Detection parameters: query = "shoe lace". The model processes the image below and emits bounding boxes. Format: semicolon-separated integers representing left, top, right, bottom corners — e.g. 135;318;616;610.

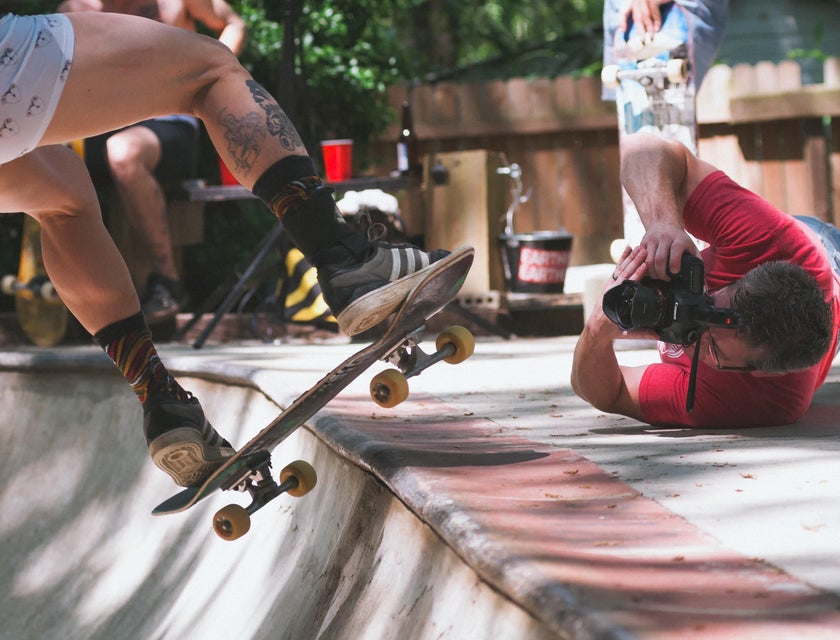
353;209;388;242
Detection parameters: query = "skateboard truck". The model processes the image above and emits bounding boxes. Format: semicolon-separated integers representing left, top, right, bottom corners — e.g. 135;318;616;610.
212;324;474;540
601;58;689;89
1;274;60;301
370;325;475;408
213;452;318;541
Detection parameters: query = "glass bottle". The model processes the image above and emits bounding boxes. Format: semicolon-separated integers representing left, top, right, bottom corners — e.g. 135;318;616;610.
396;101;420;176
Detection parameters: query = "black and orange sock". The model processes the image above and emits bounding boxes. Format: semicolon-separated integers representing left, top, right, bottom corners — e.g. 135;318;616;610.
251;155;367;263
94;312;188;406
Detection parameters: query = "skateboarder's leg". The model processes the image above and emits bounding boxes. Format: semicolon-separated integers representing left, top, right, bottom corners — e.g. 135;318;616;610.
0;146;137;332
41;12;449;335
0;145;232;487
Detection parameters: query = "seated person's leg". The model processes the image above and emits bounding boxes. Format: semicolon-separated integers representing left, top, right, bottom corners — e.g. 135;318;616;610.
103;118;198;321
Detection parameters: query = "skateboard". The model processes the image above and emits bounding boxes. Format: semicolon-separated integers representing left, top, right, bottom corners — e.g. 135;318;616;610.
1;215;69;347
602;1;695;250
153;246;475;541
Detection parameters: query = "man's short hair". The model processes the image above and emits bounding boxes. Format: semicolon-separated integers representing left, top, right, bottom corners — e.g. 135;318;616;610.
733;261;833;373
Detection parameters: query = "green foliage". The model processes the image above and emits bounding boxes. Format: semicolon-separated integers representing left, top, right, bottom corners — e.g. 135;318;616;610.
0;0;605;317
233;0;604;165
390;0;603;80
787;23;830;63
5;1;61;13
234;1;410;169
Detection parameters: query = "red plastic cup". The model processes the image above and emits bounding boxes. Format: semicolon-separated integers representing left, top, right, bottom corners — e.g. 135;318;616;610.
217;153;239;186
320;139;353;182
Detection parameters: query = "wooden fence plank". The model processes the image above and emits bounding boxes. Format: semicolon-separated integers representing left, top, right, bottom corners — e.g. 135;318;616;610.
370;60;837;268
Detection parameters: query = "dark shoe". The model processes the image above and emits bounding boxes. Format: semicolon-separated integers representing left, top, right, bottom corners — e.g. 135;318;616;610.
317;241;449;336
141;273;186;323
144;394;234;487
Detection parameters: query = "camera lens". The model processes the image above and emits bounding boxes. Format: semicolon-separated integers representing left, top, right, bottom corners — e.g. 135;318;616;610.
628;286;665;327
603;281;666;330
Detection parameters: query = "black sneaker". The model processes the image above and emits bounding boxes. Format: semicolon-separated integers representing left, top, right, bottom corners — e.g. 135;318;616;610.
317;241;449;336
141;273;186;323
144;394;234;487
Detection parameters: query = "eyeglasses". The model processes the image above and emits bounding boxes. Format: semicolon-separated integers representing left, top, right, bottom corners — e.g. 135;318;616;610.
706;331;754;372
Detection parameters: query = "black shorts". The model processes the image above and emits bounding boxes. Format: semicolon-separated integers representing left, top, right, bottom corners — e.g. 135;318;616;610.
84;117;200;191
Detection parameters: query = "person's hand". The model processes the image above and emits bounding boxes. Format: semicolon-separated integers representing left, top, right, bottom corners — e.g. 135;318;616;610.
620;0;667;39
638;222;699;281
582;246;646;336
609;243;647;287
601;245;661;341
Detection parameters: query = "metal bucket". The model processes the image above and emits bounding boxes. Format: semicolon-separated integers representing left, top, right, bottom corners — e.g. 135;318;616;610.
498;231;573;294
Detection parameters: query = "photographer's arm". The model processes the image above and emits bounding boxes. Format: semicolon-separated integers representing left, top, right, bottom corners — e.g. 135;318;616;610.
620;133;716;279
571;246;651;421
571;309;649;421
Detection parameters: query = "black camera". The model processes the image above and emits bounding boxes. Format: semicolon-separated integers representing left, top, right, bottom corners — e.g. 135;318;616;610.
602;253;740;345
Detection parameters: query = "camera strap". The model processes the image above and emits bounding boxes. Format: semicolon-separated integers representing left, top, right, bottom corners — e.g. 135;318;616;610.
685;331;703;413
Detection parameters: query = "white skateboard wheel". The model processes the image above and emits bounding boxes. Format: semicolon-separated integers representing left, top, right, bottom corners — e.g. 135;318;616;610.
601;64;621;88
1;274;17;295
666;58;688;84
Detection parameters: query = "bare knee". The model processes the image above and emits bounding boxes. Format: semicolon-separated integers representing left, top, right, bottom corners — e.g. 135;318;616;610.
0;146;100;222
105;128;160;185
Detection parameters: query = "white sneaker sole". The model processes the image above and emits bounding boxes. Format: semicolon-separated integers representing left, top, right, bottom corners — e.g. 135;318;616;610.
149;427;234;487
335;262;437;336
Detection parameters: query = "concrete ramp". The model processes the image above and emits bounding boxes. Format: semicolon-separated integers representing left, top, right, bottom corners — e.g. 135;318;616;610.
0;360;552;640
5;340;840;640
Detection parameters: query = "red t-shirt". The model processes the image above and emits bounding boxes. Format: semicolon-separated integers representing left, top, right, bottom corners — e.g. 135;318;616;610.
639;171;840;427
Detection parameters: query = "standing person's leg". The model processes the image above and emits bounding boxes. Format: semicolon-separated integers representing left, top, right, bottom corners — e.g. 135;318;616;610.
43;12;448;335
678;0;729;90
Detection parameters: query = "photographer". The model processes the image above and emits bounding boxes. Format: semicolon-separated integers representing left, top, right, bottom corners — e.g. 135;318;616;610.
571;132;839;427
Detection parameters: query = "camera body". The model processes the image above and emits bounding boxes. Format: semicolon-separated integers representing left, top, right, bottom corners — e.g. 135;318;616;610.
602;253;740;345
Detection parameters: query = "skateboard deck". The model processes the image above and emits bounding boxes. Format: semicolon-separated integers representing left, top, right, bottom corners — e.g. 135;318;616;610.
153;246;475;540
602;1;695;250
1;215;69;347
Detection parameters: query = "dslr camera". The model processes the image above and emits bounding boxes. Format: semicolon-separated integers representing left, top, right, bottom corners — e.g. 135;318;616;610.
602;253;740;345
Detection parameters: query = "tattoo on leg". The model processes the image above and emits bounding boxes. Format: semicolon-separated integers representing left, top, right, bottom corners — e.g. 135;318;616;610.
247;80;304;152
218;110;265;173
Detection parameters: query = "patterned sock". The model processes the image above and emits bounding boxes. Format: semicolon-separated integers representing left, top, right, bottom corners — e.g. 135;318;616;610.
93;312;188;406
251;156;363;259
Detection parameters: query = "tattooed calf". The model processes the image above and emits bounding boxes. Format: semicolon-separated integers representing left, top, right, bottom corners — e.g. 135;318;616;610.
247;81;303;152
218;110;265;175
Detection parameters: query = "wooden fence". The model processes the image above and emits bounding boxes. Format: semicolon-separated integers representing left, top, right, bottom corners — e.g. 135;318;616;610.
369;58;840;267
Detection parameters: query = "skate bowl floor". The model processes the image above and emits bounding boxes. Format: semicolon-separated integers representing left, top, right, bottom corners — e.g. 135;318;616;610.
2;338;840;639
0;358;553;639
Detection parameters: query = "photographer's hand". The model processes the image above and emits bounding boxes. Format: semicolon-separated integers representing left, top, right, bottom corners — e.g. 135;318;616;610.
611;244;647;284
619;133;714;279
640;223;699;281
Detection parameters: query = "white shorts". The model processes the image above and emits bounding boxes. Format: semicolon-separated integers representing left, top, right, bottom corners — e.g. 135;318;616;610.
0;14;74;165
